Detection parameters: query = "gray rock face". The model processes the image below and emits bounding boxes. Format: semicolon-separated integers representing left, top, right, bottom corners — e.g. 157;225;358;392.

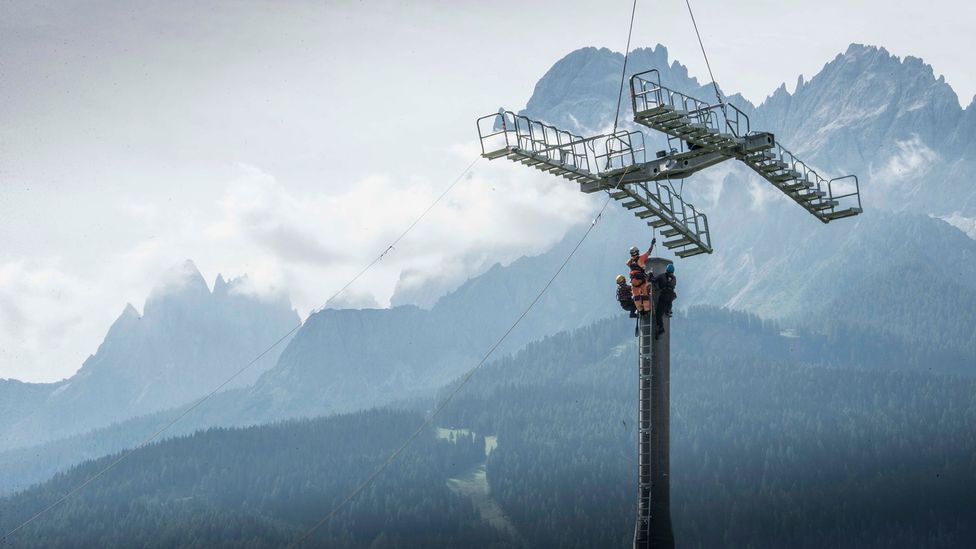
257;42;976;420
61;44;970;430
8;42;975;465
0;260;299;452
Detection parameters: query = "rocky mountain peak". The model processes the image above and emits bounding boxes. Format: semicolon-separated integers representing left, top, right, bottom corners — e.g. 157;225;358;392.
143;259;210;313
100;302;142;344
213;274;229;297
121;302;140;318
521;44;689;133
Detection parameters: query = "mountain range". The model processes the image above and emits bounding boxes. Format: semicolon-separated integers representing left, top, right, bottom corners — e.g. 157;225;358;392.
0;260;298;453
1;42;974;501
4;308;973;547
236;42;976;421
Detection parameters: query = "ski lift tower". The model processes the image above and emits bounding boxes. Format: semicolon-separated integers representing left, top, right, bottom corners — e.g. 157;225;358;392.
476;69;862;549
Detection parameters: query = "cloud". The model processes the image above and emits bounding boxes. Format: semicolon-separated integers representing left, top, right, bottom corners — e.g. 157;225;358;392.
870;135;938;184
201;157;595;313
324;289;380;310
938;212;976;240
0;153;597;381
0;260;91;381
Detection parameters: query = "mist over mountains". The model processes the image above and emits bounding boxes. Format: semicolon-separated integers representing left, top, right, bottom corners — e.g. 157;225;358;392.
1;42;974;546
5;41;975;455
0;260;298;452
241;42;976;419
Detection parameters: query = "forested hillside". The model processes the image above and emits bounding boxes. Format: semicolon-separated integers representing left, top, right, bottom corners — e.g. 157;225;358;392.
2;309;972;547
440;309;976;548
0;409;501;548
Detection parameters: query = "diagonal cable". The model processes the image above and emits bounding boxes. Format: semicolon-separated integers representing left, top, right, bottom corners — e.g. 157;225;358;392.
611;0;640;134
1;156;480;545
684;0;724;108
287;166;632;548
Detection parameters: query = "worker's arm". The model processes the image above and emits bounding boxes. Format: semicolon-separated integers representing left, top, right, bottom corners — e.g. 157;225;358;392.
638;238;657;267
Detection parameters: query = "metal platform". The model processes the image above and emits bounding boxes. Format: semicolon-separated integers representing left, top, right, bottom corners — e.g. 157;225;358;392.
477;111;713;258
629;69;863;223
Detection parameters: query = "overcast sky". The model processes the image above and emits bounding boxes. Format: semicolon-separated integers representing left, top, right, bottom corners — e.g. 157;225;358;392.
1;0;972;382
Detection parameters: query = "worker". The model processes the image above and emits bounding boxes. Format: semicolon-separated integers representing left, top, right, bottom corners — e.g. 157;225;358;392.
616;274;638;318
653;263;677;338
627;238;655;315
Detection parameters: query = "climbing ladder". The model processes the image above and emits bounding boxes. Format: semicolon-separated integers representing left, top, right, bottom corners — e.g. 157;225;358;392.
629;70;863;223
635;311;653;545
477;111;713;258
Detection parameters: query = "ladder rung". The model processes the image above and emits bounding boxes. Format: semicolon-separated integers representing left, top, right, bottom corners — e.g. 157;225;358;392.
824;207;862;220
782;181;813;192
676;247;709;258
811;200;839;211
664;236;694;248
795;191;826;201
635;106;672;118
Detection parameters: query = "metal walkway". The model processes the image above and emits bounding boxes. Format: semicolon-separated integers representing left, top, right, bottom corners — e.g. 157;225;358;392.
630;70;862;223
477;69;862;261
477;111;713;259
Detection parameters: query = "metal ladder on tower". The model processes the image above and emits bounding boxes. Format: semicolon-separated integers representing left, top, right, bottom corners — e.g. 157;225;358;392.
635;311;653;545
477;111;713;258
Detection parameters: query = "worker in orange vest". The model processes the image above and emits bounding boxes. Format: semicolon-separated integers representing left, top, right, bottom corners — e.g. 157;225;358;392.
627;238;655;315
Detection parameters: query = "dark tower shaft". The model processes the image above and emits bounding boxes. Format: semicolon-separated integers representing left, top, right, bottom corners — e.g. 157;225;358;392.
635;257;674;549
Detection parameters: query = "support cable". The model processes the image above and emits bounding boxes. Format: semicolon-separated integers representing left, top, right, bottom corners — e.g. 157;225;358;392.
288;167;633;548
611;0;639;135
0;156;481;545
684;0;724;108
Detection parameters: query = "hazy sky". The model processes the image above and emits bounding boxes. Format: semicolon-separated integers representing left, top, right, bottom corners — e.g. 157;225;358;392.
1;0;973;382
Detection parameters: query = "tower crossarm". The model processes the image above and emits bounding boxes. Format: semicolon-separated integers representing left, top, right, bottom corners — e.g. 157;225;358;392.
581;178;712;258
477;110;713;258
630;69;752;154
739;142;863;223
476;110;646;185
629;69;863;223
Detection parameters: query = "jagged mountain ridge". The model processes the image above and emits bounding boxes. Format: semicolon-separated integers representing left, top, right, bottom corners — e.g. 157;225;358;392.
505;43;976;314
3;43;973;489
0;260;299;453
240;43;975;423
521;43;976;217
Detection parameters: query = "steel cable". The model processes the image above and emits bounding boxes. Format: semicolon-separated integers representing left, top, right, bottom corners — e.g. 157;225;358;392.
288;165;633;548
1;156;481;545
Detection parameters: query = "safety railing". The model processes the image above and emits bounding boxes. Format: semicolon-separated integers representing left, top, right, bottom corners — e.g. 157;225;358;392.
632;180;711;251
477;110;651;181
476;110;593;174
773;143;824;190
826;175;863;214
594;130;646;175
630;69;750;138
768;144;862;216
630;69;664;114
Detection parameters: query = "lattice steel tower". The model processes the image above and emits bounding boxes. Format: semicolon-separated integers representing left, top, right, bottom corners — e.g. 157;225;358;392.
476;68;862;549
